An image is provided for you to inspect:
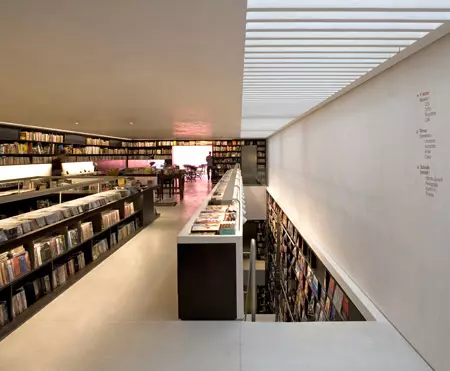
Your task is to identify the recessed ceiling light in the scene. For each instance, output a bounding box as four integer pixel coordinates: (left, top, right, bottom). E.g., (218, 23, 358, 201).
(130, 122, 134, 125)
(75, 122, 79, 125)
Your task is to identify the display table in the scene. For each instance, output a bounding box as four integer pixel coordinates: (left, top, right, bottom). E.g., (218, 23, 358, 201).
(177, 168, 245, 320)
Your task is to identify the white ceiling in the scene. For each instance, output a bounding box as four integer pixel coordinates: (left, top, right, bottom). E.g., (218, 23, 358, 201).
(0, 0, 246, 139)
(241, 0, 450, 138)
(1, 1, 449, 140)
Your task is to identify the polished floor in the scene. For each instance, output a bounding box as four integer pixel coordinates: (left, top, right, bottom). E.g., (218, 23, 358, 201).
(0, 179, 432, 371)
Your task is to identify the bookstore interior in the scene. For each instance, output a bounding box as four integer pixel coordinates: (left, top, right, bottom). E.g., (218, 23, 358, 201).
(2, 3, 449, 369)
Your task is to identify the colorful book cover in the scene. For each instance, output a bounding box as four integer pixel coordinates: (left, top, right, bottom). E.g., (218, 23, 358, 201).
(342, 296, 350, 320)
(333, 285, 344, 313)
(325, 297, 331, 317)
(328, 277, 336, 298)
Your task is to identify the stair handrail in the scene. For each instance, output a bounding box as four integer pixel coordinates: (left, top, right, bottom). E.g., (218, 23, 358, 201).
(244, 238, 257, 322)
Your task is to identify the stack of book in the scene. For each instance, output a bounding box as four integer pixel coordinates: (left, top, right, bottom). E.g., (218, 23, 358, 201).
(124, 202, 134, 218)
(80, 222, 94, 242)
(33, 235, 66, 268)
(191, 205, 228, 235)
(92, 239, 108, 261)
(0, 301, 8, 327)
(0, 247, 31, 286)
(12, 288, 28, 318)
(118, 221, 136, 242)
(101, 210, 120, 229)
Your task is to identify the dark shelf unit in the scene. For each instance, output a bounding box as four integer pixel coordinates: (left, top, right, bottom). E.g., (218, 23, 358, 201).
(266, 192, 365, 323)
(0, 126, 268, 178)
(211, 140, 267, 183)
(0, 186, 158, 339)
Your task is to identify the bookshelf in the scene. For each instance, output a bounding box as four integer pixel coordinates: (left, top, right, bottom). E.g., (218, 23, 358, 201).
(0, 184, 158, 339)
(212, 140, 267, 184)
(0, 126, 268, 184)
(266, 192, 365, 322)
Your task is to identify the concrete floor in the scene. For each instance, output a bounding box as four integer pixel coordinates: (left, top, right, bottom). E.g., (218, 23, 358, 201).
(0, 179, 433, 371)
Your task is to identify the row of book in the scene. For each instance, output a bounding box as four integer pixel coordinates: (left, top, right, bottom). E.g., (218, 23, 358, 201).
(121, 141, 174, 147)
(65, 155, 125, 161)
(0, 143, 60, 155)
(0, 156, 31, 165)
(0, 250, 87, 329)
(0, 156, 58, 166)
(20, 131, 64, 143)
(214, 140, 265, 146)
(0, 189, 132, 241)
(86, 138, 109, 146)
(12, 288, 28, 318)
(52, 252, 86, 289)
(118, 221, 136, 242)
(0, 247, 31, 287)
(127, 149, 171, 155)
(0, 302, 8, 327)
(128, 155, 171, 160)
(64, 147, 127, 155)
(92, 239, 108, 261)
(213, 146, 241, 152)
(33, 234, 66, 268)
(24, 275, 52, 306)
(101, 210, 120, 229)
(213, 153, 240, 158)
(124, 202, 134, 218)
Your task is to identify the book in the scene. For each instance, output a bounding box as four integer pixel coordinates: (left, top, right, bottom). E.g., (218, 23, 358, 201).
(124, 202, 135, 218)
(33, 235, 66, 268)
(0, 301, 8, 327)
(101, 209, 120, 229)
(74, 252, 86, 271)
(0, 247, 31, 286)
(67, 228, 80, 249)
(80, 222, 94, 241)
(333, 285, 344, 313)
(324, 297, 331, 317)
(12, 288, 28, 318)
(110, 232, 118, 247)
(328, 277, 336, 298)
(52, 264, 69, 288)
(118, 221, 136, 242)
(342, 296, 350, 320)
(92, 239, 109, 261)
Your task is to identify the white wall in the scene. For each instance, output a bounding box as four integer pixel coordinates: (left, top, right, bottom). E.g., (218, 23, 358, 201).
(267, 34, 450, 371)
(243, 186, 266, 220)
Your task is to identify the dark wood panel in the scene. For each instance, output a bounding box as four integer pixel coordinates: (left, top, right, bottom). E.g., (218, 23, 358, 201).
(178, 243, 236, 320)
(64, 133, 86, 145)
(0, 126, 20, 140)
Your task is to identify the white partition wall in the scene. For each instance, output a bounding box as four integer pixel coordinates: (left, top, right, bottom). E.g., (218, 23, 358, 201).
(267, 34, 450, 371)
